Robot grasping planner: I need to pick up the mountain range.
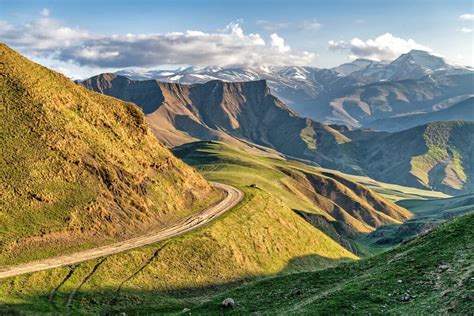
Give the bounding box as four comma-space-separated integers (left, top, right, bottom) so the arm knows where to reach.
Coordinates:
81, 74, 474, 195
114, 50, 473, 129
0, 41, 473, 315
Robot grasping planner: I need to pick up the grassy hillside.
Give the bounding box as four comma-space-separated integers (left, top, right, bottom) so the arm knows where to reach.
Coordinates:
191, 211, 474, 314
0, 140, 463, 314
0, 187, 356, 314
0, 43, 220, 266
366, 193, 474, 246
341, 121, 474, 195
174, 141, 412, 248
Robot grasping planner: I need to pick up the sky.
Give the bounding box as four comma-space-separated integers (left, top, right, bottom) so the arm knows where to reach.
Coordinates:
0, 0, 473, 78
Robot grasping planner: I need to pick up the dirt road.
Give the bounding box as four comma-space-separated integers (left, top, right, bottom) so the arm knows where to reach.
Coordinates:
0, 182, 243, 279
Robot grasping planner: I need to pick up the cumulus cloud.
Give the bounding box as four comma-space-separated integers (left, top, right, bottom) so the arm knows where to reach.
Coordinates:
328, 33, 432, 61
0, 14, 314, 69
459, 27, 473, 33
459, 13, 474, 21
0, 16, 89, 52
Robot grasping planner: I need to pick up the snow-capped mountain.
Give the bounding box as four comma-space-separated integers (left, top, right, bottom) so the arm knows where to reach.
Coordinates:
331, 59, 386, 76
343, 50, 472, 82
112, 50, 473, 128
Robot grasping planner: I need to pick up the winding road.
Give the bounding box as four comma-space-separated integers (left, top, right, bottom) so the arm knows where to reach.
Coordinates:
0, 182, 243, 280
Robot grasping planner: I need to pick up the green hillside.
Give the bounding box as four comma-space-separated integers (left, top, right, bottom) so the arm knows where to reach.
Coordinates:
336, 121, 474, 195
0, 187, 357, 314
192, 211, 474, 314
0, 43, 220, 266
174, 141, 414, 253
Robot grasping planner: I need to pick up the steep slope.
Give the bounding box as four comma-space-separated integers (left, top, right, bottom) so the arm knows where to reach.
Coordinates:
80, 74, 349, 155
173, 142, 412, 242
0, 43, 220, 266
366, 96, 474, 131
348, 121, 474, 195
192, 211, 474, 314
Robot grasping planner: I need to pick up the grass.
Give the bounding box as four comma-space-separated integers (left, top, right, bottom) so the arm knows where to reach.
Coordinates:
190, 211, 474, 314
0, 187, 356, 314
174, 141, 413, 235
362, 193, 474, 247
0, 43, 221, 266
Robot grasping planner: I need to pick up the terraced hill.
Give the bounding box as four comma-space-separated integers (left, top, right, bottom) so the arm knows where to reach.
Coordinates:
0, 43, 220, 266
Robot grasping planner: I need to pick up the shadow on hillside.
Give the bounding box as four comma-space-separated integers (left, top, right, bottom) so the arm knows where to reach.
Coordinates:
0, 254, 354, 314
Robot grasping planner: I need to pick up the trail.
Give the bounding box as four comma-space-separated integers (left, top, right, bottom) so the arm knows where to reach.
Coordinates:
0, 182, 243, 279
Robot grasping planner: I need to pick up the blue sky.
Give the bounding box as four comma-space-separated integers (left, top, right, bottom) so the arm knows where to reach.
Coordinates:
1, 0, 472, 78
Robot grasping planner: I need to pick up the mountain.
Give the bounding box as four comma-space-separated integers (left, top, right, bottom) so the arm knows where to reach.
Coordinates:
115, 65, 360, 119
345, 50, 472, 83
338, 121, 474, 195
112, 50, 473, 128
0, 43, 220, 266
81, 75, 474, 195
331, 58, 386, 76
80, 74, 350, 154
322, 73, 474, 127
365, 96, 474, 131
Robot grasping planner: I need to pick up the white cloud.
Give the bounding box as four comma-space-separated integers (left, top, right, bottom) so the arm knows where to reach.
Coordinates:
256, 20, 290, 31
328, 33, 432, 61
0, 17, 89, 52
40, 8, 50, 17
458, 27, 473, 33
0, 15, 315, 70
355, 19, 365, 24
459, 14, 474, 21
270, 33, 290, 52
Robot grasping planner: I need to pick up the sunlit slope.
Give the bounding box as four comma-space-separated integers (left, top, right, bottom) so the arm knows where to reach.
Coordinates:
174, 141, 412, 235
0, 188, 356, 314
0, 43, 219, 266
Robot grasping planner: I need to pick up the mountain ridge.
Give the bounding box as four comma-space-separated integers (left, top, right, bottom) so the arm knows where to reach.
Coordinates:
81, 75, 474, 195
108, 49, 473, 128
